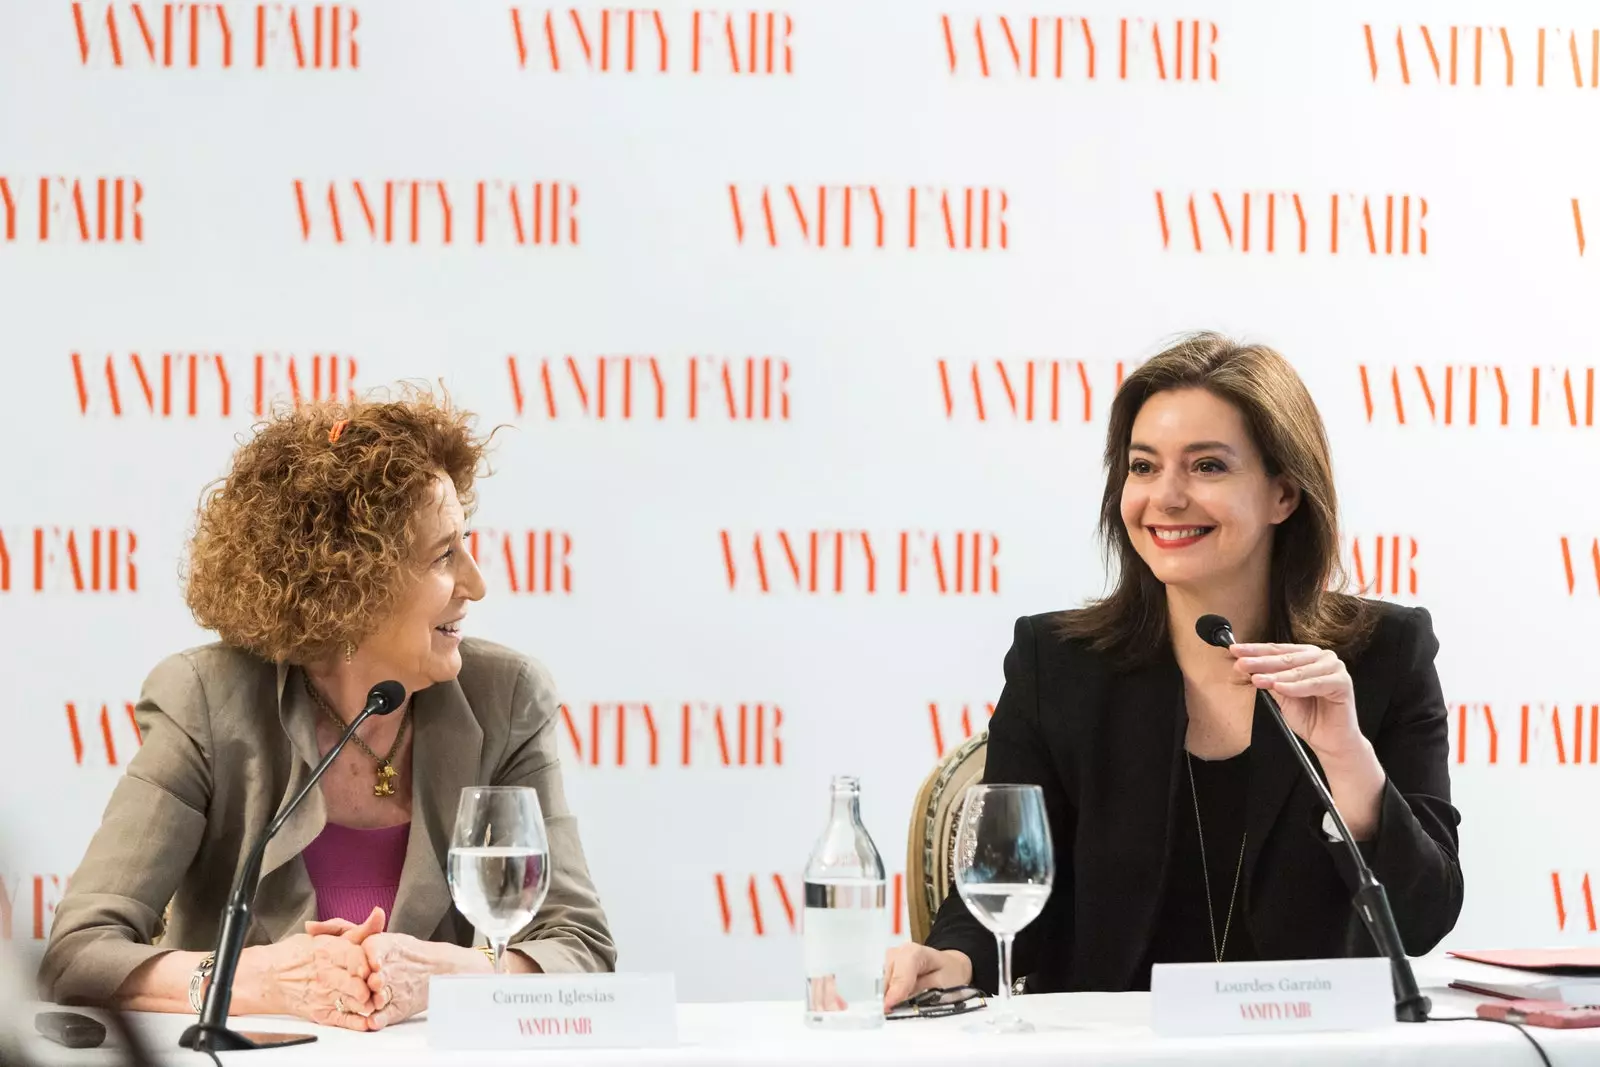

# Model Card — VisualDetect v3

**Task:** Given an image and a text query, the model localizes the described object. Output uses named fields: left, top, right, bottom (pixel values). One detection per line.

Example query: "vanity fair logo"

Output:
left=938, top=359, right=1129, bottom=422
left=929, top=702, right=993, bottom=759
left=467, top=530, right=572, bottom=595
left=511, top=8, right=793, bottom=73
left=1364, top=24, right=1600, bottom=88
left=1562, top=537, right=1600, bottom=595
left=72, top=352, right=358, bottom=417
left=719, top=530, right=1001, bottom=595
left=1156, top=192, right=1427, bottom=255
left=1344, top=535, right=1418, bottom=599
left=557, top=702, right=783, bottom=768
left=729, top=185, right=1009, bottom=250
left=0, top=177, right=143, bottom=243
left=715, top=874, right=905, bottom=936
left=72, top=3, right=360, bottom=68
left=941, top=15, right=1218, bottom=81
left=0, top=875, right=68, bottom=940
left=294, top=181, right=578, bottom=245
left=0, top=527, right=138, bottom=593
left=1360, top=365, right=1598, bottom=427
left=507, top=355, right=790, bottom=421
left=65, top=701, right=142, bottom=765
left=1552, top=872, right=1598, bottom=932
left=1452, top=703, right=1600, bottom=765
left=1578, top=199, right=1594, bottom=255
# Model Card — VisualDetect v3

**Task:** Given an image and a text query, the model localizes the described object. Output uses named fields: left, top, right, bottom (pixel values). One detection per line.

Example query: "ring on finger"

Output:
left=336, top=995, right=346, bottom=1014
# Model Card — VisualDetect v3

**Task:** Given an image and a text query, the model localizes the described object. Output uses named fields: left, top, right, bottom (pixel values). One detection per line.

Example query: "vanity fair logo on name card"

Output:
left=1151, top=957, right=1393, bottom=1037
left=428, top=973, right=677, bottom=1050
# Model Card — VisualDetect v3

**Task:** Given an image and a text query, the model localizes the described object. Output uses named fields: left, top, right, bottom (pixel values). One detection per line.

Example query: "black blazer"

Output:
left=927, top=601, right=1463, bottom=994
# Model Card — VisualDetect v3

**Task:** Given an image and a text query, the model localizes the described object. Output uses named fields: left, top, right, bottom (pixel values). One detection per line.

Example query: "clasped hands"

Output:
left=258, top=906, right=440, bottom=1032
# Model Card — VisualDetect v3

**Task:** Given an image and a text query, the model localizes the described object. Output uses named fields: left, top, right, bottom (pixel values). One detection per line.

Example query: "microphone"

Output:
left=180, top=680, right=406, bottom=1053
left=1194, top=615, right=1430, bottom=1023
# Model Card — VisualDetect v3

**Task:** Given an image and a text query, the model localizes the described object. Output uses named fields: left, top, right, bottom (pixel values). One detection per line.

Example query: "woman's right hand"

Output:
left=882, top=944, right=973, bottom=1010
left=249, top=923, right=381, bottom=1031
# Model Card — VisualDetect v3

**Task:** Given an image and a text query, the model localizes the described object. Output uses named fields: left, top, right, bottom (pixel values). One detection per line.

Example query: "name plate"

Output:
left=1151, top=957, right=1393, bottom=1037
left=428, top=973, right=677, bottom=1050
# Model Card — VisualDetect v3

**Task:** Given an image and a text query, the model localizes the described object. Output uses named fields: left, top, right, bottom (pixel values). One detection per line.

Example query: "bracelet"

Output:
left=479, top=946, right=497, bottom=968
left=188, top=954, right=216, bottom=1014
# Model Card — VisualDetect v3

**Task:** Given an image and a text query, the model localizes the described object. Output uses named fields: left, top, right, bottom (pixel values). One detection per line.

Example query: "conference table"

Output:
left=20, top=958, right=1600, bottom=1066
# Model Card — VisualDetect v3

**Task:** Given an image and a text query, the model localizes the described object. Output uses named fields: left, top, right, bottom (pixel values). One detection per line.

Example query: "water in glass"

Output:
left=448, top=786, right=550, bottom=973
left=953, top=783, right=1054, bottom=1033
left=447, top=847, right=548, bottom=939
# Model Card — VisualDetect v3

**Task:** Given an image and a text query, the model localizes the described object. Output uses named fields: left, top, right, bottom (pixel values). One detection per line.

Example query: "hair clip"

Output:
left=328, top=419, right=350, bottom=444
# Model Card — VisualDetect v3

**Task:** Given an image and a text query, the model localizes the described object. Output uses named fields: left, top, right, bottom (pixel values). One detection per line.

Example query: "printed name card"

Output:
left=1151, top=957, right=1393, bottom=1037
left=428, top=973, right=677, bottom=1050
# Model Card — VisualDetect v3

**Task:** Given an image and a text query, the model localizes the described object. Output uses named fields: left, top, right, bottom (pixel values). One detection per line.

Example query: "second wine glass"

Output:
left=447, top=786, right=550, bottom=974
left=952, top=783, right=1055, bottom=1033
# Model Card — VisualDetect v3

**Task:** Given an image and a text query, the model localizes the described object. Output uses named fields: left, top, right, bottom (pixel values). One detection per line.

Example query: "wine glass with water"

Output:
left=952, top=783, right=1054, bottom=1033
left=448, top=786, right=550, bottom=974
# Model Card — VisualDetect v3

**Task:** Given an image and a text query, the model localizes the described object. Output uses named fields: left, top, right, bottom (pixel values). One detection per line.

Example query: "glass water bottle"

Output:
left=802, top=775, right=888, bottom=1030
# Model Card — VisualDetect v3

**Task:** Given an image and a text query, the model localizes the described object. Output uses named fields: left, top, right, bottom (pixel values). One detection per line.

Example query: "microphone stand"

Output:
left=180, top=683, right=402, bottom=1053
left=1253, top=686, right=1432, bottom=1022
left=1195, top=614, right=1430, bottom=1023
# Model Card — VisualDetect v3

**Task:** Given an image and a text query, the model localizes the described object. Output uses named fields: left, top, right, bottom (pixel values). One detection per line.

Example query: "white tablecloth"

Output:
left=18, top=960, right=1598, bottom=1066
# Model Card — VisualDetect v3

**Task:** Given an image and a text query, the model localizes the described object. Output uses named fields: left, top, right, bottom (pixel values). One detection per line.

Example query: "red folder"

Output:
left=1449, top=949, right=1600, bottom=976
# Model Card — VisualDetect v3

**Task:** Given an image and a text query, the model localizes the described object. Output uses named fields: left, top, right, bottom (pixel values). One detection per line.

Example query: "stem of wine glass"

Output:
left=491, top=937, right=509, bottom=975
left=995, top=932, right=1015, bottom=1017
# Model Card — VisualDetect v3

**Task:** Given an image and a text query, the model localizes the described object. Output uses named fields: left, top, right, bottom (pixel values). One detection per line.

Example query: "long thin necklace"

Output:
left=1186, top=752, right=1248, bottom=963
left=303, top=673, right=411, bottom=798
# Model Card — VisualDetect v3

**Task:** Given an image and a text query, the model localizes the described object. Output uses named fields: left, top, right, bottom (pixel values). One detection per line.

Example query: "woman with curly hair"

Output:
left=38, top=390, right=614, bottom=1031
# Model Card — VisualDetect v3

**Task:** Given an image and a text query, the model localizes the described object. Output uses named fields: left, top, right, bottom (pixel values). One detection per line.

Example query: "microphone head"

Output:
left=367, top=680, right=406, bottom=715
left=1195, top=614, right=1235, bottom=648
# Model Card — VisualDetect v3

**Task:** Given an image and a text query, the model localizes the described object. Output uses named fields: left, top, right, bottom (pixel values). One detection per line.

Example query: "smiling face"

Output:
left=358, top=473, right=486, bottom=693
left=1118, top=387, right=1299, bottom=597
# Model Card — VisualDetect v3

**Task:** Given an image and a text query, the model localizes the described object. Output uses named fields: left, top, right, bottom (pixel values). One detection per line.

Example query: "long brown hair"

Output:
left=1057, top=332, right=1374, bottom=665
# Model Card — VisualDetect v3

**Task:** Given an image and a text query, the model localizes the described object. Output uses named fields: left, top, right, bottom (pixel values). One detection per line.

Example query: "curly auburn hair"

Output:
left=184, top=389, right=490, bottom=665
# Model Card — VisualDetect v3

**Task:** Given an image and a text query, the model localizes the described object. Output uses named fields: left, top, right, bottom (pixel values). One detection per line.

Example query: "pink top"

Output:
left=301, top=821, right=411, bottom=924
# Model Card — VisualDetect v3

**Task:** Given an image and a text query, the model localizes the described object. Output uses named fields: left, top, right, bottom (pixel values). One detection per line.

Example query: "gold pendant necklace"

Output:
left=1187, top=751, right=1248, bottom=963
left=304, top=673, right=411, bottom=797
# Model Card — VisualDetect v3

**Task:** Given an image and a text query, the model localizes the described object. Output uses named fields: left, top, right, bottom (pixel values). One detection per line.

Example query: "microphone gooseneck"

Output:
left=179, top=679, right=407, bottom=1053
left=1192, top=615, right=1430, bottom=1023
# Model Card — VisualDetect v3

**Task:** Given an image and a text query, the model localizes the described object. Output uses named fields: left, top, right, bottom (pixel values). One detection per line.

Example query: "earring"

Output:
left=343, top=641, right=355, bottom=663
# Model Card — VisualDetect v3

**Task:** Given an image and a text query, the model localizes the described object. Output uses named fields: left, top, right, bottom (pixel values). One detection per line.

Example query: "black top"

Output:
left=1138, top=749, right=1258, bottom=988
left=927, top=601, right=1463, bottom=994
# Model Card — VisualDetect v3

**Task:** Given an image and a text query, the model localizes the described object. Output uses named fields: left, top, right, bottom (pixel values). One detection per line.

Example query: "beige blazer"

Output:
left=39, top=637, right=615, bottom=1005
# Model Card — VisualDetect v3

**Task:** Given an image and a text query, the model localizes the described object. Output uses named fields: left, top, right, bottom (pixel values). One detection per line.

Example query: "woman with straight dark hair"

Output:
left=885, top=333, right=1462, bottom=1001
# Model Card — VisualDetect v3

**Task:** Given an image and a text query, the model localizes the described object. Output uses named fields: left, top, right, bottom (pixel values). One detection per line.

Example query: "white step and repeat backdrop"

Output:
left=2, top=0, right=1600, bottom=1002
